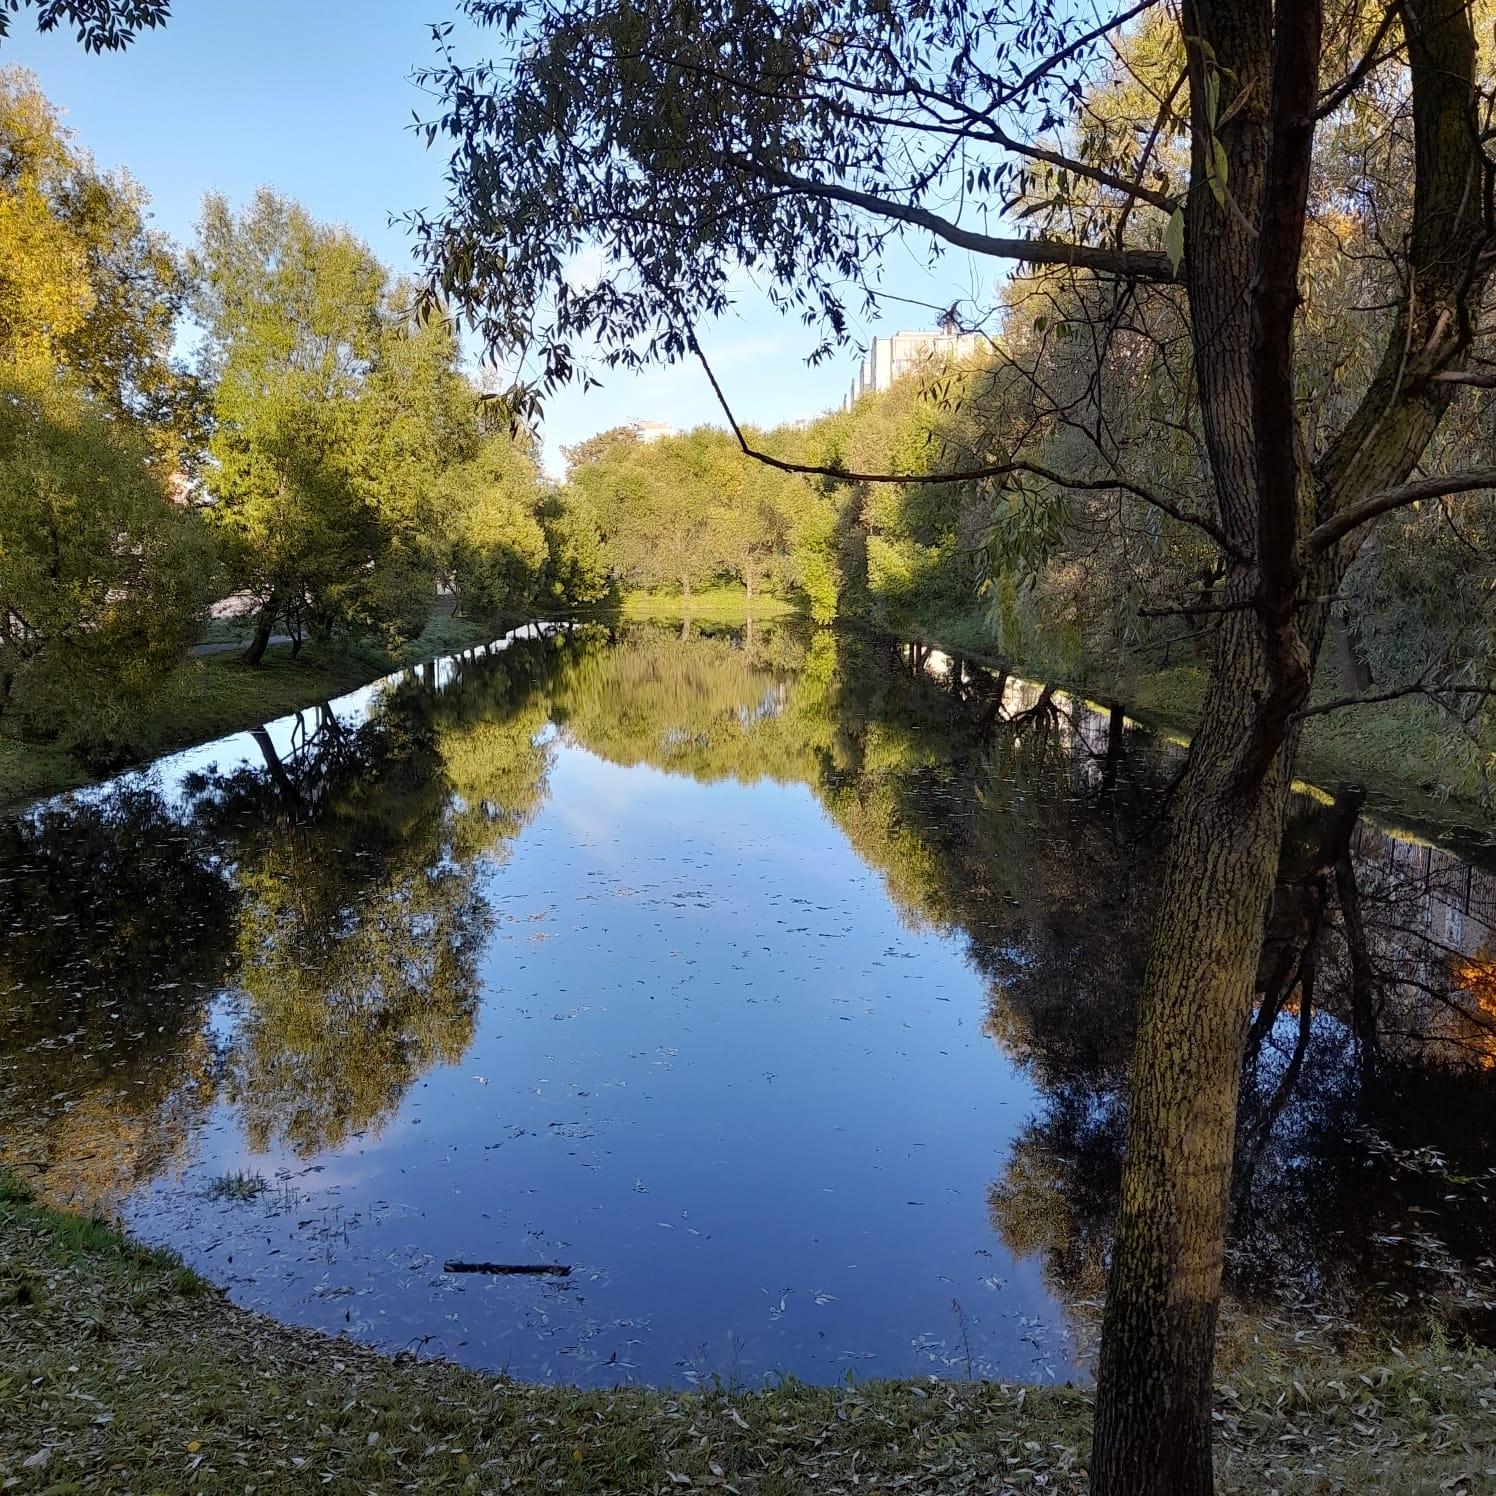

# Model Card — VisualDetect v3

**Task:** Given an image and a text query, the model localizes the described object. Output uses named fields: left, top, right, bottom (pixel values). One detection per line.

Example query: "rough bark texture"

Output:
left=1090, top=2, right=1488, bottom=1492
left=1091, top=627, right=1308, bottom=1494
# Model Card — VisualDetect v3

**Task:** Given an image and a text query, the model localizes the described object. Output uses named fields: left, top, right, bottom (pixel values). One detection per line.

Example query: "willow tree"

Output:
left=416, top=1, right=1496, bottom=1489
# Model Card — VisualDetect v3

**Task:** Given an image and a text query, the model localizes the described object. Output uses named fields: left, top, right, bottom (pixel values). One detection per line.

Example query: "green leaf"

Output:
left=1164, top=207, right=1185, bottom=276
left=1207, top=137, right=1229, bottom=209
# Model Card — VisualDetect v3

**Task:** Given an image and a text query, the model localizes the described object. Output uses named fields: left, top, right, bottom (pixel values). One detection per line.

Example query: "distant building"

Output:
left=843, top=325, right=984, bottom=410
left=632, top=419, right=679, bottom=443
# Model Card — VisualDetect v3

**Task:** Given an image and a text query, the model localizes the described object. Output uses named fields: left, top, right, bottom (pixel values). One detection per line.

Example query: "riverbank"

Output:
left=0, top=1174, right=1489, bottom=1493
left=903, top=606, right=1493, bottom=834
left=0, top=597, right=807, bottom=810
left=620, top=583, right=801, bottom=623
left=619, top=587, right=1491, bottom=822
left=0, top=614, right=499, bottom=810
left=1, top=591, right=1487, bottom=831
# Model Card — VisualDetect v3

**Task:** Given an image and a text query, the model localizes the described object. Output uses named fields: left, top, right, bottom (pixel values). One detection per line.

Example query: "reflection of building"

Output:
left=844, top=326, right=984, bottom=409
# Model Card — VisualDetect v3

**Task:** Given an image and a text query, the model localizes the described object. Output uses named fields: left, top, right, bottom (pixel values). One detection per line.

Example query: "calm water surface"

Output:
left=3, top=622, right=1494, bottom=1385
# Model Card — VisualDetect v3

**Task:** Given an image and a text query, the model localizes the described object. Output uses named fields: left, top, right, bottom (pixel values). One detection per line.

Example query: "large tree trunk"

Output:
left=1091, top=12, right=1489, bottom=1475
left=1092, top=664, right=1300, bottom=1492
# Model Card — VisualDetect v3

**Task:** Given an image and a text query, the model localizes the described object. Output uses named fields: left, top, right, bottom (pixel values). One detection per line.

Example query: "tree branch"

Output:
left=1295, top=678, right=1496, bottom=719
left=1315, top=4, right=1401, bottom=119
left=1429, top=368, right=1496, bottom=388
left=990, top=0, right=1162, bottom=113
left=1307, top=467, right=1496, bottom=552
left=747, top=164, right=1180, bottom=282
left=1236, top=0, right=1324, bottom=792
left=683, top=326, right=1238, bottom=552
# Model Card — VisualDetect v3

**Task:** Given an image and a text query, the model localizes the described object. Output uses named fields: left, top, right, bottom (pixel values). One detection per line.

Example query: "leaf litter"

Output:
left=2, top=1172, right=1493, bottom=1493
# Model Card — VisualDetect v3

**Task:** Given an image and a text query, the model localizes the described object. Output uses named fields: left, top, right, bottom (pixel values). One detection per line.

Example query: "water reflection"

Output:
left=1, top=621, right=1492, bottom=1383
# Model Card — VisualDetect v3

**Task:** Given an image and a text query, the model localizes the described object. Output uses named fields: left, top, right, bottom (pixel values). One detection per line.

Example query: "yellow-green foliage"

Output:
left=0, top=68, right=211, bottom=753
left=0, top=370, right=215, bottom=756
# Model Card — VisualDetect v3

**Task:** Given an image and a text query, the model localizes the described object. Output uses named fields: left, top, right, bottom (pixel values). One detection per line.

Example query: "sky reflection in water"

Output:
left=2, top=621, right=1494, bottom=1386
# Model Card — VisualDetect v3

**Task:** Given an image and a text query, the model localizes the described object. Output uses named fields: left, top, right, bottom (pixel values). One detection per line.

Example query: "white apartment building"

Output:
left=843, top=327, right=985, bottom=409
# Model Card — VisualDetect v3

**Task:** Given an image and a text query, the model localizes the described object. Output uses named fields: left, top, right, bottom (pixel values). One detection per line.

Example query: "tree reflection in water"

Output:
left=0, top=620, right=1492, bottom=1357
left=0, top=787, right=234, bottom=1204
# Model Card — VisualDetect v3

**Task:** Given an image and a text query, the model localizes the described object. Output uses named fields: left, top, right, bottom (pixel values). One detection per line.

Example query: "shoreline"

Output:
left=3, top=595, right=1489, bottom=851
left=2, top=1171, right=1491, bottom=1493
left=891, top=608, right=1495, bottom=855
left=0, top=614, right=507, bottom=812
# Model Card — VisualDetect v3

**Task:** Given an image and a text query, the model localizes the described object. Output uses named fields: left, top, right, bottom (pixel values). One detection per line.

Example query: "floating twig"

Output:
left=442, top=1260, right=571, bottom=1277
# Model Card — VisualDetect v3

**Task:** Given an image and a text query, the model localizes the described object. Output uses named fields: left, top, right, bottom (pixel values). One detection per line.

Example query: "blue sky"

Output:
left=1, top=1, right=994, bottom=472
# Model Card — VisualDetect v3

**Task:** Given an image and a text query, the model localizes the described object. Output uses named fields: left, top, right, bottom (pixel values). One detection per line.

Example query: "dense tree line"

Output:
left=0, top=68, right=608, bottom=764
left=563, top=316, right=1493, bottom=792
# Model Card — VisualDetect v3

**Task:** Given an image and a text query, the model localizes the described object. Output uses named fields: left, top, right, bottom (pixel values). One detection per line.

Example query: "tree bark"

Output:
left=1091, top=615, right=1305, bottom=1494
left=241, top=596, right=279, bottom=667
left=1330, top=607, right=1373, bottom=693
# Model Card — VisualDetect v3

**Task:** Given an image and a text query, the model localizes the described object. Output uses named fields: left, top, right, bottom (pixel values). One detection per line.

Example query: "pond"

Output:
left=3, top=620, right=1494, bottom=1387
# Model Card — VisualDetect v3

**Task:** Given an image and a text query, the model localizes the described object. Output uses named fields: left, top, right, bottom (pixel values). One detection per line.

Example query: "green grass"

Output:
left=1, top=1171, right=1491, bottom=1493
left=193, top=615, right=258, bottom=648
left=621, top=584, right=802, bottom=622
left=903, top=607, right=1492, bottom=820
left=0, top=614, right=505, bottom=810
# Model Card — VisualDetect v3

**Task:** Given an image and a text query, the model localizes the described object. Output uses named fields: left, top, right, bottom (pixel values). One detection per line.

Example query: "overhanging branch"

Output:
left=1308, top=467, right=1496, bottom=552
left=1296, top=678, right=1496, bottom=719
left=683, top=327, right=1238, bottom=553
left=747, top=164, right=1180, bottom=282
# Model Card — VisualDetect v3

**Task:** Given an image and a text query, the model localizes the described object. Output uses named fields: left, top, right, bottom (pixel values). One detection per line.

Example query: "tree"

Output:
left=418, top=3, right=1496, bottom=1490
left=0, top=369, right=213, bottom=753
left=704, top=428, right=791, bottom=605
left=536, top=488, right=612, bottom=608
left=440, top=425, right=551, bottom=615
left=0, top=68, right=211, bottom=750
left=0, top=67, right=201, bottom=465
left=192, top=190, right=462, bottom=660
left=563, top=424, right=723, bottom=596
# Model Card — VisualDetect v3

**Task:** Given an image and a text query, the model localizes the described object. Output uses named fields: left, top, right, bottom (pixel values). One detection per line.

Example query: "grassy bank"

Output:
left=620, top=584, right=801, bottom=623
left=0, top=614, right=500, bottom=810
left=905, top=607, right=1493, bottom=828
left=1, top=1174, right=1491, bottom=1494
left=2, top=590, right=1487, bottom=827
left=621, top=590, right=1491, bottom=822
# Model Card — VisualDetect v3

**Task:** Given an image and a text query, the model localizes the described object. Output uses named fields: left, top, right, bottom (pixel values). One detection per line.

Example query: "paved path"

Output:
left=189, top=634, right=294, bottom=659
